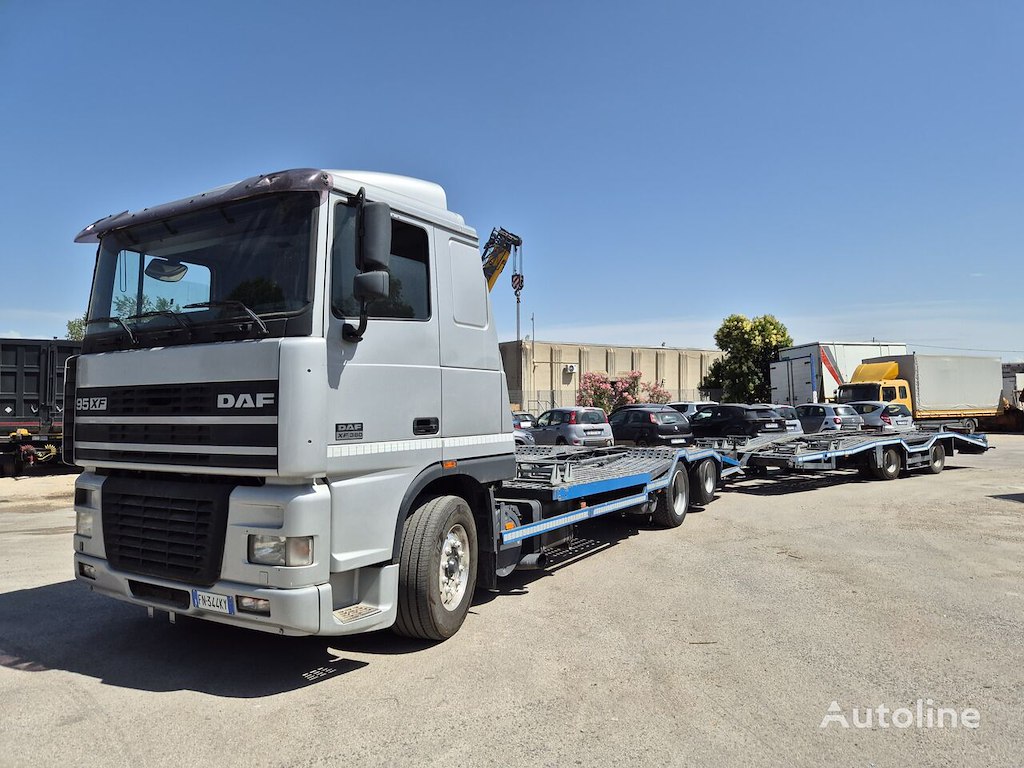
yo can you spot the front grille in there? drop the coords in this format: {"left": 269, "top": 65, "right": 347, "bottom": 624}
{"left": 76, "top": 422, "right": 277, "bottom": 446}
{"left": 71, "top": 379, "right": 278, "bottom": 470}
{"left": 76, "top": 380, "right": 278, "bottom": 417}
{"left": 102, "top": 475, "right": 234, "bottom": 586}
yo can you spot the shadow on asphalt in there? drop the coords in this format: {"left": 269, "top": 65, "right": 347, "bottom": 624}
{"left": 0, "top": 516, "right": 659, "bottom": 697}
{"left": 727, "top": 466, "right": 967, "bottom": 496}
{"left": 990, "top": 493, "right": 1024, "bottom": 505}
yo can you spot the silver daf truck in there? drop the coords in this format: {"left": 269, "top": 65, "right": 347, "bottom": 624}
{"left": 69, "top": 169, "right": 716, "bottom": 641}
{"left": 69, "top": 169, "right": 526, "bottom": 640}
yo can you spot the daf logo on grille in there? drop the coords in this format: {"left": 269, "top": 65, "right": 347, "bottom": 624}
{"left": 76, "top": 397, "right": 107, "bottom": 411}
{"left": 218, "top": 393, "right": 275, "bottom": 409}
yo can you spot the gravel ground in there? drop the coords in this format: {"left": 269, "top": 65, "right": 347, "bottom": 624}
{"left": 0, "top": 436, "right": 1021, "bottom": 767}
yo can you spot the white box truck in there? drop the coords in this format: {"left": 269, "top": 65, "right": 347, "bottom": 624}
{"left": 769, "top": 342, "right": 907, "bottom": 405}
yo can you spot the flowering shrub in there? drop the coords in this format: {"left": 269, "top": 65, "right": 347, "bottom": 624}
{"left": 577, "top": 371, "right": 616, "bottom": 412}
{"left": 577, "top": 370, "right": 646, "bottom": 412}
{"left": 641, "top": 380, "right": 671, "bottom": 404}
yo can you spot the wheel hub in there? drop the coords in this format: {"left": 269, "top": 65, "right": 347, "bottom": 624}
{"left": 439, "top": 525, "right": 470, "bottom": 611}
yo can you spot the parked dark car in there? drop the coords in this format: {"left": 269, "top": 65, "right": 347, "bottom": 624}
{"left": 688, "top": 404, "right": 788, "bottom": 438}
{"left": 608, "top": 404, "right": 693, "bottom": 447}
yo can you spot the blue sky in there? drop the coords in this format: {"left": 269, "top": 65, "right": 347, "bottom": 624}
{"left": 2, "top": 1, "right": 1021, "bottom": 359}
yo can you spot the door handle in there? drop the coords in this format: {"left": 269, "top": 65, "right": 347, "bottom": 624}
{"left": 413, "top": 417, "right": 439, "bottom": 435}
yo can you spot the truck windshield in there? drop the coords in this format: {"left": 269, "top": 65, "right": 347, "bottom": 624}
{"left": 85, "top": 192, "right": 318, "bottom": 350}
{"left": 836, "top": 384, "right": 879, "bottom": 403}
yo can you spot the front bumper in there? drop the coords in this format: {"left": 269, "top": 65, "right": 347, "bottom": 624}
{"left": 74, "top": 553, "right": 398, "bottom": 636}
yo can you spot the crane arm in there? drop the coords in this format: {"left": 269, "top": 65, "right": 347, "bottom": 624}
{"left": 481, "top": 227, "right": 522, "bottom": 292}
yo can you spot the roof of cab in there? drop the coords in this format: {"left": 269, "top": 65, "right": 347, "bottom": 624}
{"left": 75, "top": 167, "right": 471, "bottom": 243}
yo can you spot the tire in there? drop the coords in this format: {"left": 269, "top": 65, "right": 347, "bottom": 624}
{"left": 871, "top": 447, "right": 902, "bottom": 481}
{"left": 555, "top": 438, "right": 568, "bottom": 446}
{"left": 652, "top": 466, "right": 689, "bottom": 528}
{"left": 963, "top": 418, "right": 978, "bottom": 434}
{"left": 636, "top": 438, "right": 650, "bottom": 448}
{"left": 394, "top": 495, "right": 478, "bottom": 641}
{"left": 926, "top": 443, "right": 945, "bottom": 474}
{"left": 689, "top": 458, "right": 718, "bottom": 505}
{"left": 857, "top": 464, "right": 874, "bottom": 479}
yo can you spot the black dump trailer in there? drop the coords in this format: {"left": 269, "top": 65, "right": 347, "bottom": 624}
{"left": 0, "top": 337, "right": 81, "bottom": 476}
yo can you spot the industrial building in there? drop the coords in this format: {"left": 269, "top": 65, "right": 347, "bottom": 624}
{"left": 499, "top": 339, "right": 723, "bottom": 413}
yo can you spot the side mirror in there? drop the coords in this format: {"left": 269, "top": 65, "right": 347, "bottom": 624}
{"left": 359, "top": 202, "right": 391, "bottom": 272}
{"left": 343, "top": 271, "right": 390, "bottom": 343}
{"left": 353, "top": 270, "right": 390, "bottom": 303}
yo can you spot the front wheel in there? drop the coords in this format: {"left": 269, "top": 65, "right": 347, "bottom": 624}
{"left": 394, "top": 495, "right": 478, "bottom": 641}
{"left": 653, "top": 467, "right": 690, "bottom": 528}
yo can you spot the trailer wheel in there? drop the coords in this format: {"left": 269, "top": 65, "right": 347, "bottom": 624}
{"left": 689, "top": 458, "right": 718, "bottom": 505}
{"left": 871, "top": 447, "right": 902, "bottom": 481}
{"left": 926, "top": 443, "right": 945, "bottom": 474}
{"left": 653, "top": 467, "right": 689, "bottom": 528}
{"left": 394, "top": 495, "right": 478, "bottom": 641}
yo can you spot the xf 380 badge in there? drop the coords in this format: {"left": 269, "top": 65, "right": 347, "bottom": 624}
{"left": 217, "top": 393, "right": 276, "bottom": 409}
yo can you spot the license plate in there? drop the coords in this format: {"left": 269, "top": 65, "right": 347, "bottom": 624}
{"left": 671, "top": 438, "right": 687, "bottom": 444}
{"left": 192, "top": 589, "right": 235, "bottom": 615}
{"left": 584, "top": 429, "right": 601, "bottom": 435}
{"left": 762, "top": 424, "right": 780, "bottom": 430}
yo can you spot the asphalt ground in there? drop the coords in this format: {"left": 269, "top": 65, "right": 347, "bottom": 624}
{"left": 0, "top": 436, "right": 1021, "bottom": 767}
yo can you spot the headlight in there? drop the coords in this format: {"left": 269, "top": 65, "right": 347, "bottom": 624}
{"left": 76, "top": 510, "right": 94, "bottom": 538}
{"left": 248, "top": 535, "right": 313, "bottom": 566}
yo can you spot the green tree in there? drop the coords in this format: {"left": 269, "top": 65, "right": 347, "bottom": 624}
{"left": 66, "top": 312, "right": 88, "bottom": 341}
{"left": 702, "top": 314, "right": 793, "bottom": 402}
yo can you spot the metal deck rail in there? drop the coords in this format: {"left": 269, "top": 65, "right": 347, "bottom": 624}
{"left": 698, "top": 429, "right": 990, "bottom": 471}
{"left": 497, "top": 444, "right": 725, "bottom": 543}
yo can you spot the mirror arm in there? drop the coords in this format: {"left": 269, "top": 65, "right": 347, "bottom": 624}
{"left": 342, "top": 302, "right": 369, "bottom": 343}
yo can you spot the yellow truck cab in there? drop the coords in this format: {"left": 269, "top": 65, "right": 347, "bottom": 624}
{"left": 836, "top": 354, "right": 1001, "bottom": 433}
{"left": 839, "top": 361, "right": 913, "bottom": 410}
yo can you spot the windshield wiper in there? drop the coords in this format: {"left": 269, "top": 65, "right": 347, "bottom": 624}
{"left": 125, "top": 310, "right": 194, "bottom": 337}
{"left": 86, "top": 316, "right": 138, "bottom": 346}
{"left": 184, "top": 301, "right": 269, "bottom": 336}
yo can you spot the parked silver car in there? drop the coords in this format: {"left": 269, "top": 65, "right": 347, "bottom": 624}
{"left": 795, "top": 403, "right": 864, "bottom": 433}
{"left": 668, "top": 400, "right": 718, "bottom": 419}
{"left": 756, "top": 403, "right": 804, "bottom": 434}
{"left": 514, "top": 427, "right": 536, "bottom": 446}
{"left": 512, "top": 411, "right": 536, "bottom": 429}
{"left": 529, "top": 407, "right": 614, "bottom": 447}
{"left": 848, "top": 401, "right": 914, "bottom": 432}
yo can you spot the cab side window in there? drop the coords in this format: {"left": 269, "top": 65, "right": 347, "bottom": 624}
{"left": 332, "top": 203, "right": 431, "bottom": 320}
{"left": 898, "top": 386, "right": 909, "bottom": 399}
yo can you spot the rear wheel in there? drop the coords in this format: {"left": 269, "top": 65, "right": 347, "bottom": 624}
{"left": 394, "top": 495, "right": 478, "bottom": 641}
{"left": 653, "top": 467, "right": 689, "bottom": 528}
{"left": 926, "top": 443, "right": 945, "bottom": 474}
{"left": 963, "top": 418, "right": 978, "bottom": 434}
{"left": 689, "top": 458, "right": 718, "bottom": 505}
{"left": 871, "top": 447, "right": 902, "bottom": 481}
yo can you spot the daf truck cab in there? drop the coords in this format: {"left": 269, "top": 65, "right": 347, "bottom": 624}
{"left": 70, "top": 169, "right": 516, "bottom": 640}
